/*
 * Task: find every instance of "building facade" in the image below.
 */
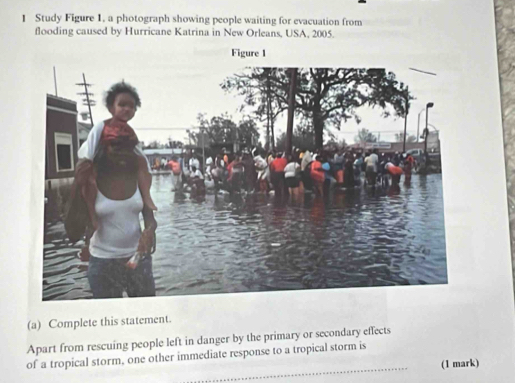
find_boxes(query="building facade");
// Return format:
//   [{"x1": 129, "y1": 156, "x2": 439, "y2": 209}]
[{"x1": 45, "y1": 95, "x2": 79, "y2": 189}]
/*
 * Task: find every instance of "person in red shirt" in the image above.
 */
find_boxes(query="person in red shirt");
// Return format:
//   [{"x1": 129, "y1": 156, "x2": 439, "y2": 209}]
[
  {"x1": 167, "y1": 156, "x2": 182, "y2": 192},
  {"x1": 310, "y1": 155, "x2": 325, "y2": 197},
  {"x1": 269, "y1": 153, "x2": 288, "y2": 199},
  {"x1": 404, "y1": 153, "x2": 415, "y2": 183}
]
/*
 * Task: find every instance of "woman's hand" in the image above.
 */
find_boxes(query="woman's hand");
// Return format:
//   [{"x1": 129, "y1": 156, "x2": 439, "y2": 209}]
[
  {"x1": 138, "y1": 227, "x2": 155, "y2": 254},
  {"x1": 75, "y1": 159, "x2": 94, "y2": 186}
]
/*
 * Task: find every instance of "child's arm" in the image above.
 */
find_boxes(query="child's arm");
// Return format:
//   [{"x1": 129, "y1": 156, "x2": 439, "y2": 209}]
[{"x1": 77, "y1": 121, "x2": 105, "y2": 160}]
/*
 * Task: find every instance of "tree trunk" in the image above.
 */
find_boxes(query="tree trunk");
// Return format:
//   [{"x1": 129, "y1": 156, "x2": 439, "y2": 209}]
[
  {"x1": 313, "y1": 105, "x2": 323, "y2": 150},
  {"x1": 285, "y1": 68, "x2": 298, "y2": 156},
  {"x1": 266, "y1": 70, "x2": 271, "y2": 150},
  {"x1": 271, "y1": 117, "x2": 275, "y2": 151}
]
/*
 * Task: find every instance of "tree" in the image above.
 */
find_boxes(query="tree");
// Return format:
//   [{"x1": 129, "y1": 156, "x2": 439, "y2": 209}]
[
  {"x1": 354, "y1": 128, "x2": 378, "y2": 144},
  {"x1": 142, "y1": 140, "x2": 163, "y2": 149},
  {"x1": 275, "y1": 121, "x2": 317, "y2": 152},
  {"x1": 222, "y1": 68, "x2": 413, "y2": 149},
  {"x1": 395, "y1": 131, "x2": 416, "y2": 143},
  {"x1": 167, "y1": 138, "x2": 184, "y2": 148},
  {"x1": 325, "y1": 137, "x2": 347, "y2": 149},
  {"x1": 221, "y1": 68, "x2": 285, "y2": 150},
  {"x1": 187, "y1": 113, "x2": 260, "y2": 147}
]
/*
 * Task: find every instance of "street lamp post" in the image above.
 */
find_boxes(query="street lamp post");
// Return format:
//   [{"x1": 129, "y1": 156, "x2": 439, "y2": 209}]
[
  {"x1": 424, "y1": 102, "x2": 434, "y2": 164},
  {"x1": 402, "y1": 86, "x2": 409, "y2": 152},
  {"x1": 417, "y1": 108, "x2": 425, "y2": 143}
]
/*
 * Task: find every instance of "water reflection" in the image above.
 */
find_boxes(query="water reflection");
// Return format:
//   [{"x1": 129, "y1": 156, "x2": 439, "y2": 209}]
[{"x1": 43, "y1": 174, "x2": 447, "y2": 300}]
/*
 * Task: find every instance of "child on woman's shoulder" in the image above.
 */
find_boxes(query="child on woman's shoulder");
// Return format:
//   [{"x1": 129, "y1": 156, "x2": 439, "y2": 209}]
[{"x1": 77, "y1": 81, "x2": 156, "y2": 231}]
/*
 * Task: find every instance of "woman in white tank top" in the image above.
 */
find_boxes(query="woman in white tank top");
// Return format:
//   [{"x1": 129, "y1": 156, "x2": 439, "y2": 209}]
[{"x1": 74, "y1": 138, "x2": 157, "y2": 298}]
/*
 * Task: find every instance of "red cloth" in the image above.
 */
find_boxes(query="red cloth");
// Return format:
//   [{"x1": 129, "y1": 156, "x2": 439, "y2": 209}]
[
  {"x1": 336, "y1": 169, "x2": 344, "y2": 183},
  {"x1": 100, "y1": 119, "x2": 139, "y2": 146},
  {"x1": 168, "y1": 160, "x2": 181, "y2": 175},
  {"x1": 270, "y1": 157, "x2": 287, "y2": 172},
  {"x1": 387, "y1": 164, "x2": 403, "y2": 176},
  {"x1": 310, "y1": 160, "x2": 325, "y2": 183}
]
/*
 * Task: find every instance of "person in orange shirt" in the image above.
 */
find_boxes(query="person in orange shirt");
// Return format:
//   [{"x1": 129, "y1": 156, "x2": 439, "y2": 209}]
[
  {"x1": 404, "y1": 153, "x2": 415, "y2": 183},
  {"x1": 269, "y1": 153, "x2": 288, "y2": 199},
  {"x1": 167, "y1": 156, "x2": 182, "y2": 191},
  {"x1": 385, "y1": 162, "x2": 403, "y2": 185},
  {"x1": 310, "y1": 155, "x2": 325, "y2": 197}
]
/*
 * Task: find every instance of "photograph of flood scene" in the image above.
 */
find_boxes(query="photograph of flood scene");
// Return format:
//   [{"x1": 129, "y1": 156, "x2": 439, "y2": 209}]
[{"x1": 43, "y1": 65, "x2": 447, "y2": 300}]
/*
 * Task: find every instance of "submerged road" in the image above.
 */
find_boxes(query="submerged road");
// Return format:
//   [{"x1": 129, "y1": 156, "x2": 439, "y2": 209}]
[{"x1": 43, "y1": 173, "x2": 447, "y2": 300}]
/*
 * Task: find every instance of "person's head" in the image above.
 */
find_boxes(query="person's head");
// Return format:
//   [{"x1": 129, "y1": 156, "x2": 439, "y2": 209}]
[
  {"x1": 105, "y1": 82, "x2": 141, "y2": 123},
  {"x1": 373, "y1": 149, "x2": 378, "y2": 154},
  {"x1": 192, "y1": 166, "x2": 197, "y2": 172}
]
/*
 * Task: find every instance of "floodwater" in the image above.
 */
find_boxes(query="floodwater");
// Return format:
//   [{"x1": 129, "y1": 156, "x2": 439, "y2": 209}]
[{"x1": 43, "y1": 174, "x2": 447, "y2": 300}]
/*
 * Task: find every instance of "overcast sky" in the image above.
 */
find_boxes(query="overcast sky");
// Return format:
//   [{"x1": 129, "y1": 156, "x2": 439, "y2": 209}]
[{"x1": 41, "y1": 56, "x2": 452, "y2": 147}]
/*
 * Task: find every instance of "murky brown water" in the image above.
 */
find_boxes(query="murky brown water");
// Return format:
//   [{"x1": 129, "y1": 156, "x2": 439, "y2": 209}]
[{"x1": 43, "y1": 174, "x2": 447, "y2": 300}]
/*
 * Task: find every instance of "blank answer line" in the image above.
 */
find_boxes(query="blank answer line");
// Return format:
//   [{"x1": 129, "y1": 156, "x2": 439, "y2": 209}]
[{"x1": 177, "y1": 367, "x2": 409, "y2": 383}]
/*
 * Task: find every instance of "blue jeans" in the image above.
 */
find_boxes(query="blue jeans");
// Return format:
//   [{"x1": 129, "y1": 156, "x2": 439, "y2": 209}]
[{"x1": 88, "y1": 255, "x2": 155, "y2": 298}]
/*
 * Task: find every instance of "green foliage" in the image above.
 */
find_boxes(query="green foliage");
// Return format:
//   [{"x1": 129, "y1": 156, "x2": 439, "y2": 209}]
[
  {"x1": 395, "y1": 131, "x2": 417, "y2": 143},
  {"x1": 222, "y1": 68, "x2": 413, "y2": 149},
  {"x1": 275, "y1": 120, "x2": 316, "y2": 151},
  {"x1": 142, "y1": 140, "x2": 164, "y2": 149},
  {"x1": 187, "y1": 113, "x2": 260, "y2": 147},
  {"x1": 354, "y1": 128, "x2": 378, "y2": 144}
]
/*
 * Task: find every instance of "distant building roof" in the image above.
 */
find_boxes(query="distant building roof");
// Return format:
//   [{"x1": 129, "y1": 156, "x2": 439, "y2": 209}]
[
  {"x1": 142, "y1": 148, "x2": 183, "y2": 156},
  {"x1": 349, "y1": 141, "x2": 426, "y2": 152},
  {"x1": 47, "y1": 94, "x2": 77, "y2": 112}
]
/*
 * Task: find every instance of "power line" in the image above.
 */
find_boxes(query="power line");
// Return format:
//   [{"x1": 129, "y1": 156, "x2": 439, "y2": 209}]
[
  {"x1": 137, "y1": 127, "x2": 198, "y2": 131},
  {"x1": 409, "y1": 67, "x2": 437, "y2": 76}
]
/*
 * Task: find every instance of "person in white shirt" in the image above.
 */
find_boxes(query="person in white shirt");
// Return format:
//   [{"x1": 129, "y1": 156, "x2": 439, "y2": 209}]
[
  {"x1": 284, "y1": 156, "x2": 301, "y2": 198},
  {"x1": 189, "y1": 165, "x2": 205, "y2": 196},
  {"x1": 69, "y1": 132, "x2": 157, "y2": 298},
  {"x1": 189, "y1": 156, "x2": 200, "y2": 171},
  {"x1": 190, "y1": 166, "x2": 204, "y2": 180},
  {"x1": 364, "y1": 149, "x2": 379, "y2": 186}
]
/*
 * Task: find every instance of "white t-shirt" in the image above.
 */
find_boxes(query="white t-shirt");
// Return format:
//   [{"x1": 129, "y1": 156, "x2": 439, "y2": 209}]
[
  {"x1": 254, "y1": 155, "x2": 267, "y2": 170},
  {"x1": 190, "y1": 169, "x2": 204, "y2": 179},
  {"x1": 284, "y1": 162, "x2": 300, "y2": 178},
  {"x1": 365, "y1": 153, "x2": 379, "y2": 172},
  {"x1": 189, "y1": 157, "x2": 200, "y2": 170},
  {"x1": 301, "y1": 151, "x2": 312, "y2": 171}
]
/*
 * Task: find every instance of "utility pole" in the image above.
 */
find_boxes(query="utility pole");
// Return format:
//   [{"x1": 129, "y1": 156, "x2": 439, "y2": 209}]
[
  {"x1": 76, "y1": 74, "x2": 96, "y2": 127},
  {"x1": 53, "y1": 66, "x2": 58, "y2": 96},
  {"x1": 285, "y1": 68, "x2": 298, "y2": 156},
  {"x1": 424, "y1": 102, "x2": 434, "y2": 166}
]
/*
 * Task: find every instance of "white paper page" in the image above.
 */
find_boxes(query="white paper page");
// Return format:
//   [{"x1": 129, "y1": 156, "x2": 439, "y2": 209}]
[{"x1": 1, "y1": 1, "x2": 514, "y2": 382}]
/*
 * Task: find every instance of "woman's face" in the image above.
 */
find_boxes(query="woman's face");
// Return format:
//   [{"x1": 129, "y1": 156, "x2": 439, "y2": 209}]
[{"x1": 109, "y1": 93, "x2": 136, "y2": 122}]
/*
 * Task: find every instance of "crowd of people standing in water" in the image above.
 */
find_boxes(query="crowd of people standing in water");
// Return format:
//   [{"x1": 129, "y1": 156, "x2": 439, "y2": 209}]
[
  {"x1": 63, "y1": 79, "x2": 419, "y2": 300},
  {"x1": 61, "y1": 81, "x2": 424, "y2": 298},
  {"x1": 163, "y1": 147, "x2": 417, "y2": 199}
]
